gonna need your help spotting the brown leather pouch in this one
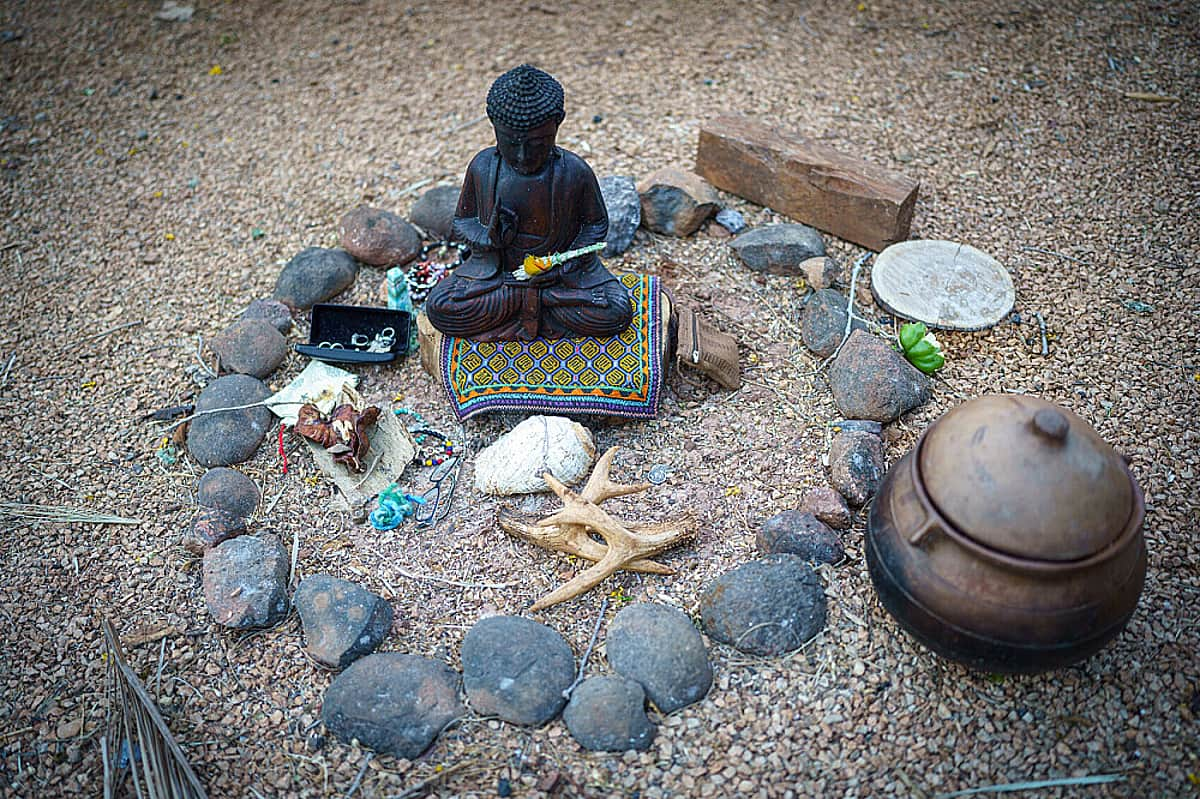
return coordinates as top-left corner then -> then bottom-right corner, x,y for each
675,306 -> 741,389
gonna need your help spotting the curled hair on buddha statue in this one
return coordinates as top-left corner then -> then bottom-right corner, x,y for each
486,65 -> 565,131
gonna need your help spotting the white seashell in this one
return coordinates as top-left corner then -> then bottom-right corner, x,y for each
474,416 -> 596,496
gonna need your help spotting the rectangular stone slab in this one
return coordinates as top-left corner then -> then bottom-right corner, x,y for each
305,408 -> 416,509
695,115 -> 919,252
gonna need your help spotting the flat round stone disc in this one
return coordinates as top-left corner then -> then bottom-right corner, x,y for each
870,240 -> 1015,331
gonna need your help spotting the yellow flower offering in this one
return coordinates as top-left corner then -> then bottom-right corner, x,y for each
511,242 -> 606,281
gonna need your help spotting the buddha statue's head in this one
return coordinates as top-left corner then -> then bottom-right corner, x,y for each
486,64 -> 565,176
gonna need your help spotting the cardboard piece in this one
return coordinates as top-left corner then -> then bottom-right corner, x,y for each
304,408 -> 416,509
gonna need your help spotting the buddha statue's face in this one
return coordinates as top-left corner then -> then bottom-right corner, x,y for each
493,118 -> 559,176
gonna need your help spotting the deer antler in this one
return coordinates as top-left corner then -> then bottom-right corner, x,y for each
496,446 -> 696,611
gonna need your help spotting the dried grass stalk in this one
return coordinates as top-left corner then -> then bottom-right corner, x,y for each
1,503 -> 140,525
103,620 -> 207,799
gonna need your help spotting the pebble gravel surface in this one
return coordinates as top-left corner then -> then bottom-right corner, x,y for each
0,1 -> 1196,797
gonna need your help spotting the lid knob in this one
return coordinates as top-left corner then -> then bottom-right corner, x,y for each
1032,408 -> 1069,443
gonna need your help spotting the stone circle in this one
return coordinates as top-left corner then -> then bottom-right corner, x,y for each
562,675 -> 656,752
295,575 -> 393,670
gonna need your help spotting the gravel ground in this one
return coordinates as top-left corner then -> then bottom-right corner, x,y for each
0,1 -> 1197,797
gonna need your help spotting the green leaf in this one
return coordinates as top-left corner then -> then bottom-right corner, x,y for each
906,340 -> 936,359
911,352 -> 945,374
899,322 -> 926,351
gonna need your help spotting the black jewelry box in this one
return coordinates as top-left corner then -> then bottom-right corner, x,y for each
294,304 -> 413,364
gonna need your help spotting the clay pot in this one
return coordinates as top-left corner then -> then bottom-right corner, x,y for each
866,395 -> 1145,673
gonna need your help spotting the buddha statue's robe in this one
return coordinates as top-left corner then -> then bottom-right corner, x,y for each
426,147 -> 632,342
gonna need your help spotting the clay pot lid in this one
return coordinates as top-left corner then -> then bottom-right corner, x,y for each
919,395 -> 1133,562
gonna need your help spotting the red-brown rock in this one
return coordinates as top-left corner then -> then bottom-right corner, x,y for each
800,486 -> 853,530
696,115 -> 919,251
338,206 -> 421,267
183,505 -> 246,554
208,319 -> 287,379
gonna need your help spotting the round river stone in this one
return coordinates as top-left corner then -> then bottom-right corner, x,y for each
185,375 -> 273,467
699,555 -> 828,656
461,615 -> 575,726
606,603 -> 712,714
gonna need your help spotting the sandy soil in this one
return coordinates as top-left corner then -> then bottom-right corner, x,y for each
0,0 -> 1197,796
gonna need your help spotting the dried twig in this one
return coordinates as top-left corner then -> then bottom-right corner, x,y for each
264,484 -> 287,518
810,252 -> 871,374
1034,311 -> 1048,355
0,353 -> 14,390
446,114 -> 487,135
194,335 -> 218,379
392,566 -> 519,590
164,400 -> 300,431
1021,245 -> 1093,267
562,596 -> 609,700
343,753 -> 373,799
934,773 -> 1126,798
289,527 -> 301,589
1123,91 -> 1179,103
389,760 -> 477,799
0,727 -> 33,742
82,319 -> 144,343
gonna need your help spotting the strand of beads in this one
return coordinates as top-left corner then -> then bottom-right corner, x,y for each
393,408 -> 459,467
413,431 -> 459,467
406,241 -> 467,303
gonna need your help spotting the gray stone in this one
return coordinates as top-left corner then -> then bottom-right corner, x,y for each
801,289 -> 865,358
461,615 -> 574,726
563,676 -> 656,752
757,510 -> 845,565
338,206 -> 421,267
730,224 -> 826,274
202,535 -> 290,629
835,419 -> 883,436
185,374 -> 274,467
183,505 -> 246,554
715,208 -> 747,234
322,653 -> 464,759
273,247 -> 359,310
800,487 -> 853,531
239,298 -> 293,334
197,467 -> 261,518
699,555 -> 827,656
638,167 -> 719,237
295,575 -> 393,669
830,330 -> 932,423
829,430 -> 886,507
409,185 -> 459,240
606,603 -> 712,714
599,175 -> 640,257
208,319 -> 287,379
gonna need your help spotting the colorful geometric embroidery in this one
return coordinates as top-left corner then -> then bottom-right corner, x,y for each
439,274 -> 664,420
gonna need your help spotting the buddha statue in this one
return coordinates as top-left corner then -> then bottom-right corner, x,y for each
426,65 -> 633,342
